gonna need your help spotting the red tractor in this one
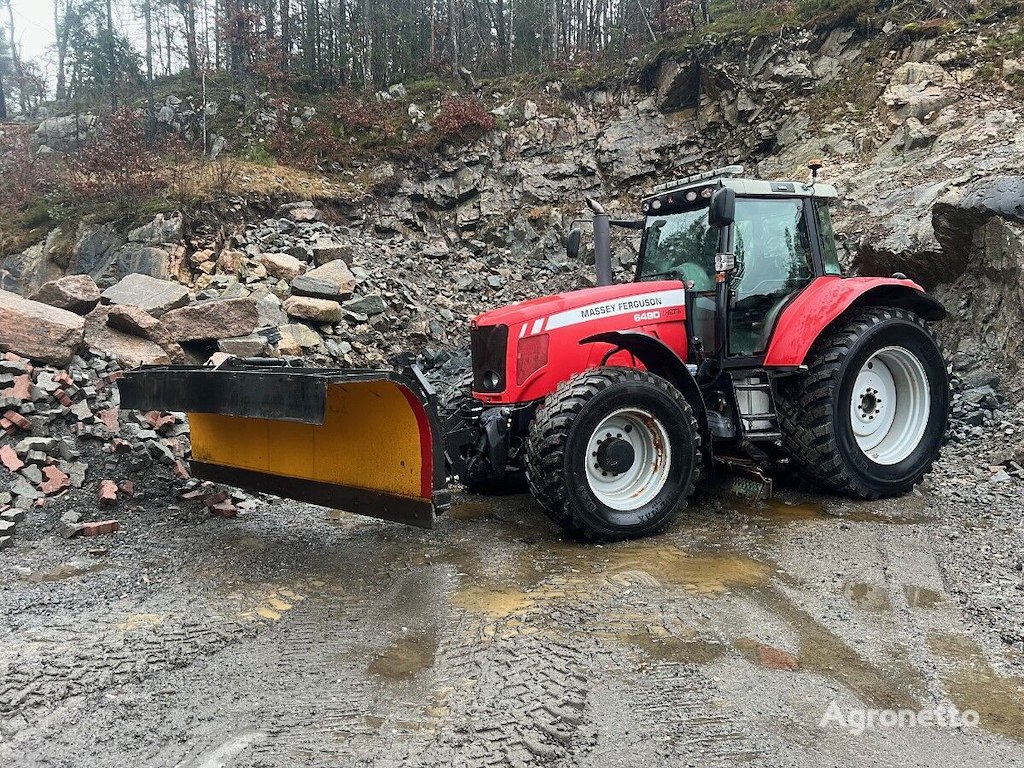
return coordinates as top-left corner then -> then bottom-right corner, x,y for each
120,165 -> 949,541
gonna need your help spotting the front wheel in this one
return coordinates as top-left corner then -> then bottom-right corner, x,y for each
525,368 -> 701,541
777,307 -> 949,498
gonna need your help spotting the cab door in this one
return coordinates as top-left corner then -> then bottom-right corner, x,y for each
727,197 -> 815,358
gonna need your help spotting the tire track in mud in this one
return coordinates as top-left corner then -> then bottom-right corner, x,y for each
409,542 -> 764,767
0,614 -> 254,716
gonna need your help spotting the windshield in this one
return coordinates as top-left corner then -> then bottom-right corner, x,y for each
637,206 -> 718,291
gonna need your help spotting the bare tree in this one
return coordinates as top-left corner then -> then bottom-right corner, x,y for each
2,0 -> 26,113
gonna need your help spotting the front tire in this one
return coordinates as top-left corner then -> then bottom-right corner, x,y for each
525,368 -> 701,541
777,307 -> 948,498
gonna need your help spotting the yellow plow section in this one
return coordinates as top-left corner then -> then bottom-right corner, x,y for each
118,361 -> 449,528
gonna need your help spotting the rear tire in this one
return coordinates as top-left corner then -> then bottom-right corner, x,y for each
525,368 -> 701,541
777,307 -> 948,498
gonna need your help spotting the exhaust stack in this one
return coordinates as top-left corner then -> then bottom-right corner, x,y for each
587,197 -> 613,287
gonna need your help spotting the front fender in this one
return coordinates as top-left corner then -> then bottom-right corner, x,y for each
580,331 -> 710,459
763,276 -> 947,367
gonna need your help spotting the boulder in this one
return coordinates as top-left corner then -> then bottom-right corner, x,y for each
30,275 -> 102,315
161,298 -> 260,342
882,62 -> 955,124
290,260 -> 357,300
277,201 -> 322,222
84,306 -> 170,368
105,304 -> 184,361
0,290 -> 85,365
276,323 -> 324,354
0,240 -> 64,296
311,241 -> 352,266
255,293 -> 288,327
128,214 -> 183,245
106,303 -> 163,338
34,114 -> 97,151
932,176 -> 1024,270
343,294 -> 388,316
217,249 -> 245,273
101,273 -> 190,316
218,334 -> 272,357
259,252 -> 305,280
283,296 -> 343,323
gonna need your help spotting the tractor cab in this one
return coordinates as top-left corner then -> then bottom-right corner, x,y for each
634,167 -> 841,363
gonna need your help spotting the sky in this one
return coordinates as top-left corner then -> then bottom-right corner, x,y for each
7,0 -> 55,63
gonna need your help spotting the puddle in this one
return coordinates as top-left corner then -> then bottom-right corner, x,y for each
621,631 -> 727,665
368,632 -> 438,681
591,544 -> 772,594
903,585 -> 943,608
22,562 -> 111,583
738,496 -> 934,525
451,585 -> 535,617
452,543 -> 772,620
841,581 -> 891,611
759,499 -> 828,520
929,631 -> 1024,741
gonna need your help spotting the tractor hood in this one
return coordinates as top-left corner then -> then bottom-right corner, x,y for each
472,280 -> 684,329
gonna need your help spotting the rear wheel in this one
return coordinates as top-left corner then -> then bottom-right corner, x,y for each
777,307 -> 948,498
525,368 -> 701,541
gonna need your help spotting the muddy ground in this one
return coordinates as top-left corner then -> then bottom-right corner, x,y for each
1,467 -> 1023,767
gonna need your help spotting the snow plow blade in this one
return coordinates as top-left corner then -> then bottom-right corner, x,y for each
118,360 -> 449,529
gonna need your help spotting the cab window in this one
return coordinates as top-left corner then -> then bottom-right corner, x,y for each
815,200 -> 843,275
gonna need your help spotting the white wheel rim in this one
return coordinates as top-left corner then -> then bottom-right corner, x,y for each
849,346 -> 931,466
585,408 -> 672,511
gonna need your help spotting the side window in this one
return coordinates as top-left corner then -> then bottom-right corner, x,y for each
729,198 -> 814,356
815,200 -> 843,275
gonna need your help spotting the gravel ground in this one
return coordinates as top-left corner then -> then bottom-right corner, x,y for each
1,422 -> 1022,767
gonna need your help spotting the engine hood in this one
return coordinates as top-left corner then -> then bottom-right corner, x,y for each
472,280 -> 684,328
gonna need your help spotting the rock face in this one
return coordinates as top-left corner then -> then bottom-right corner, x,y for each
100,274 -> 190,317
128,214 -> 184,245
161,298 -> 260,342
30,275 -> 102,315
283,296 -> 343,323
290,260 -> 357,300
0,290 -> 85,365
0,239 -> 64,296
67,223 -> 127,283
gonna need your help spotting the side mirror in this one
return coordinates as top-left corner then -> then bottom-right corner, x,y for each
566,228 -> 582,260
709,187 -> 736,229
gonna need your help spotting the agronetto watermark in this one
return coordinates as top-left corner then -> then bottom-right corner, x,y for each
819,701 -> 980,736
